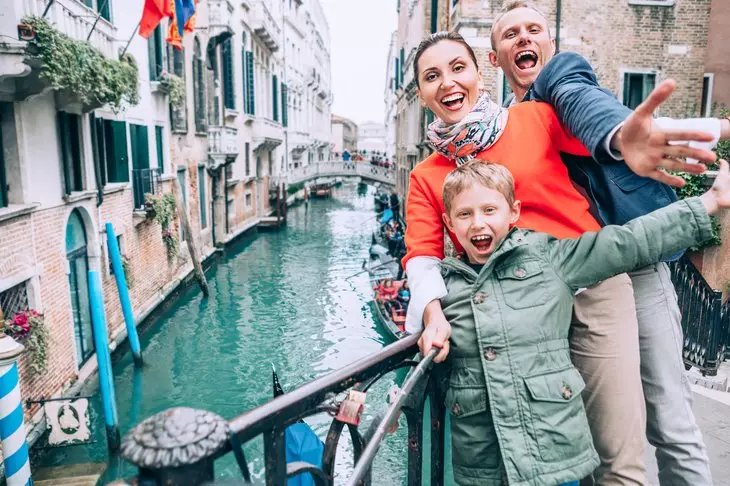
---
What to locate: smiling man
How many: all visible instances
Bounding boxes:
[487,2,728,485]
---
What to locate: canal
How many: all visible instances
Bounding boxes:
[35,181,454,484]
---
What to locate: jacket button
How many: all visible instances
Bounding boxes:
[451,403,462,416]
[561,384,573,400]
[484,347,497,361]
[472,292,486,304]
[514,267,526,278]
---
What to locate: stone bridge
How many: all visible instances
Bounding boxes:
[279,161,395,187]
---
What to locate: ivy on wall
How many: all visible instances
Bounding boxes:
[23,16,139,112]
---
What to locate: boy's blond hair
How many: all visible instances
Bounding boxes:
[443,161,516,214]
[490,1,551,49]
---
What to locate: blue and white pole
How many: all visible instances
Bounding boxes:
[0,336,32,486]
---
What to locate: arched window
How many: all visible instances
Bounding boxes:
[66,209,94,365]
[193,38,207,133]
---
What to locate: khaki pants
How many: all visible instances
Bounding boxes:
[571,273,647,486]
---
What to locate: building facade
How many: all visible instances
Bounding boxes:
[357,121,387,155]
[392,0,719,201]
[0,0,332,436]
[384,31,398,163]
[331,114,358,155]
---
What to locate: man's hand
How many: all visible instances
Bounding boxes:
[419,300,452,363]
[614,79,717,187]
[700,160,730,216]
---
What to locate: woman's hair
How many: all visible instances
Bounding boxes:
[413,31,479,88]
[442,161,516,214]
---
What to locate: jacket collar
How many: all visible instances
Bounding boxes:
[441,227,530,284]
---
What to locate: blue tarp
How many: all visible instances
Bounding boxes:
[286,422,325,486]
[380,208,394,224]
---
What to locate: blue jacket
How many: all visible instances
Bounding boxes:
[523,52,679,227]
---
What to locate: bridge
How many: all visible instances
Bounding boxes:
[279,161,395,187]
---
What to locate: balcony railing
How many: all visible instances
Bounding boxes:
[278,161,395,187]
[22,0,117,58]
[114,334,445,485]
[208,0,234,33]
[670,255,730,375]
[208,126,239,155]
[131,168,161,210]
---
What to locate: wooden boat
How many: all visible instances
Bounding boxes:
[365,240,408,341]
[312,183,333,198]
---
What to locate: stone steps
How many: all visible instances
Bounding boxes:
[34,463,105,486]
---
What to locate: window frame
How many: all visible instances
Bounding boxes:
[58,111,85,195]
[619,69,657,111]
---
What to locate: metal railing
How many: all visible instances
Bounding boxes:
[669,256,730,375]
[131,168,161,210]
[114,334,446,485]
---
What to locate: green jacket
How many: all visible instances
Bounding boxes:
[439,198,712,486]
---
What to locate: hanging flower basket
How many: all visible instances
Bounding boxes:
[1,309,49,376]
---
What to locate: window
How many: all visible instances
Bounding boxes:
[66,209,94,365]
[222,36,235,110]
[0,281,29,319]
[83,0,111,22]
[93,118,129,184]
[155,126,165,173]
[245,192,252,208]
[193,38,207,132]
[241,34,247,113]
[58,112,84,195]
[399,48,405,86]
[168,46,187,132]
[394,58,400,90]
[622,72,656,110]
[0,124,6,209]
[272,75,279,122]
[198,166,207,229]
[282,83,288,127]
[701,73,714,117]
[245,142,250,176]
[244,50,255,115]
[130,124,151,208]
[148,26,164,82]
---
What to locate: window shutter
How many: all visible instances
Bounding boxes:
[395,58,400,90]
[155,126,165,173]
[272,75,278,122]
[245,51,255,115]
[194,57,207,132]
[282,83,288,127]
[131,125,150,171]
[57,112,72,195]
[241,48,247,114]
[222,38,235,110]
[399,48,404,85]
[111,120,129,183]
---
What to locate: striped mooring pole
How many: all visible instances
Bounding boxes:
[0,335,32,485]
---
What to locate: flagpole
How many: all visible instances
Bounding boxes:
[120,21,141,58]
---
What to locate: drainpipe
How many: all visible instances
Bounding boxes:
[555,0,562,54]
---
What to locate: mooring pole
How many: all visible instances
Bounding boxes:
[105,222,143,366]
[0,336,32,486]
[88,270,121,451]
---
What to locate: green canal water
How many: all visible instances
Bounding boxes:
[35,182,454,484]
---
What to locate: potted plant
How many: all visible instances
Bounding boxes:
[1,308,48,376]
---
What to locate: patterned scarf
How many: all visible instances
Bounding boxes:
[427,92,509,166]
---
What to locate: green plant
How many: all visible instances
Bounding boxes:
[121,254,134,288]
[23,16,139,112]
[714,105,730,161]
[2,309,49,376]
[158,71,186,106]
[145,193,179,259]
[675,166,722,249]
[287,182,304,195]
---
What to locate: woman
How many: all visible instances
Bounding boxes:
[404,32,649,485]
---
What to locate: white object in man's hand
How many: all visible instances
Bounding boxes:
[700,160,730,216]
[615,79,717,188]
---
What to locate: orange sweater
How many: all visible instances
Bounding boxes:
[403,101,601,268]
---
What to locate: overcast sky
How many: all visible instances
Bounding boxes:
[319,0,398,125]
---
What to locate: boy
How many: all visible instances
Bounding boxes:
[436,160,729,486]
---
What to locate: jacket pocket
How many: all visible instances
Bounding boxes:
[445,387,501,471]
[523,367,593,463]
[495,259,546,309]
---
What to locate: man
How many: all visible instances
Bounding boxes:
[488,2,729,485]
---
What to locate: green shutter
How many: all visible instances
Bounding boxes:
[272,75,278,122]
[57,112,72,195]
[111,120,129,183]
[131,125,150,170]
[155,126,165,173]
[399,48,404,85]
[282,83,288,127]
[198,166,207,229]
[241,48,247,114]
[223,37,235,110]
[245,51,255,115]
[149,26,162,81]
[395,58,400,90]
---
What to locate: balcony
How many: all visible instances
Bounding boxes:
[22,0,117,58]
[251,0,280,52]
[208,0,235,36]
[208,125,239,167]
[252,118,283,152]
[288,130,309,155]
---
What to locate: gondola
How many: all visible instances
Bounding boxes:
[311,183,333,198]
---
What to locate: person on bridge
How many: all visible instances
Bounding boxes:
[436,159,730,486]
[402,31,729,486]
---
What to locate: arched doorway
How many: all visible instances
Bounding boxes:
[66,209,94,365]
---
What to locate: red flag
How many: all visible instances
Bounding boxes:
[139,0,172,39]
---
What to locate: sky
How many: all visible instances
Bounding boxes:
[319,0,399,125]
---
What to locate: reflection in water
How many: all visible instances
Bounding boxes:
[35,182,455,484]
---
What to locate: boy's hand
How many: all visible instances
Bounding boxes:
[701,160,730,215]
[420,300,452,363]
